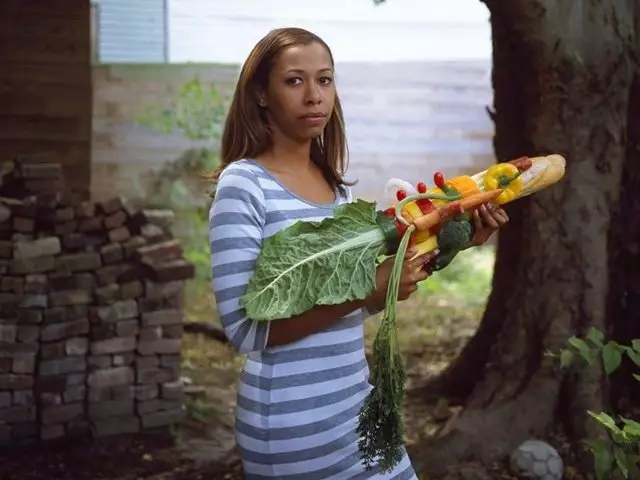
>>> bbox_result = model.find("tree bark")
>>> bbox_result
[410,0,637,476]
[609,1,640,409]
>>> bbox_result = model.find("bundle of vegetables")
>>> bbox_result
[239,154,566,471]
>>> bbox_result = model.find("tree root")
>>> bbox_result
[408,374,561,478]
[183,321,229,344]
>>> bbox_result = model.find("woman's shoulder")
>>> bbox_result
[217,159,262,184]
[212,160,266,211]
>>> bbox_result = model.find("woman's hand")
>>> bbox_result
[367,249,437,312]
[471,203,510,246]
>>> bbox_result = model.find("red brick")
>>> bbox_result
[0,204,10,224]
[134,240,183,265]
[75,201,95,218]
[53,220,77,236]
[108,226,130,243]
[13,217,34,233]
[55,253,101,273]
[13,237,61,259]
[78,216,103,233]
[104,210,127,230]
[9,255,55,274]
[99,197,125,215]
[148,259,195,282]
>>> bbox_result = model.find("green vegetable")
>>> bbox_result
[430,217,474,271]
[357,224,414,472]
[239,200,399,321]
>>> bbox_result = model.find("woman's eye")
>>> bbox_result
[286,77,302,85]
[319,77,333,86]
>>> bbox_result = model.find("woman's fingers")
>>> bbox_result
[479,204,499,229]
[473,209,483,231]
[493,207,509,224]
[407,250,437,271]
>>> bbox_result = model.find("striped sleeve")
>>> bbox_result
[208,166,270,353]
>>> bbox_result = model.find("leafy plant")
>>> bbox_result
[240,199,396,320]
[553,328,640,479]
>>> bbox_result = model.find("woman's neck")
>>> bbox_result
[261,130,313,173]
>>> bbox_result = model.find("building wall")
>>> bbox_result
[167,0,492,63]
[93,0,168,63]
[91,61,496,206]
[0,0,93,199]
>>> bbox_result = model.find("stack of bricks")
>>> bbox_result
[0,154,195,444]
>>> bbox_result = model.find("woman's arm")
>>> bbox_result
[265,299,369,347]
[209,166,272,354]
[210,167,432,352]
[264,249,434,348]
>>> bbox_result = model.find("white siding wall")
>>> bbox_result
[94,0,167,63]
[167,0,492,63]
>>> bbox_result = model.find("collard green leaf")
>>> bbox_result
[240,200,387,321]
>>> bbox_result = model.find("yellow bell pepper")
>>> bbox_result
[390,199,438,261]
[484,163,523,205]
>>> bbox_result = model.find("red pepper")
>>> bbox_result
[396,189,407,201]
[441,202,464,218]
[383,207,395,217]
[414,181,434,213]
[417,200,434,214]
[394,218,409,237]
[433,172,446,189]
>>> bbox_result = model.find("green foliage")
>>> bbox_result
[240,200,388,321]
[419,245,494,307]
[136,75,226,142]
[554,328,640,479]
[135,75,228,282]
[357,225,414,472]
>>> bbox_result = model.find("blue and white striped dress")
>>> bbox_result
[209,159,417,479]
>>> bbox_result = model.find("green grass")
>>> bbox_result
[419,245,495,307]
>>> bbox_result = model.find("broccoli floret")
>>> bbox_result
[437,218,473,252]
[431,218,474,271]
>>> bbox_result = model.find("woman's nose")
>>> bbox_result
[305,84,322,104]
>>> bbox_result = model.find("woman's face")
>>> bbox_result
[262,42,336,143]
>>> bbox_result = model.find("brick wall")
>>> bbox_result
[91,61,497,206]
[0,0,93,200]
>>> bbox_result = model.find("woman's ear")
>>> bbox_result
[256,89,267,108]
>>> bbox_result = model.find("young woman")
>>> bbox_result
[208,27,509,479]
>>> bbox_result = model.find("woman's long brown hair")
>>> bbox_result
[206,27,353,195]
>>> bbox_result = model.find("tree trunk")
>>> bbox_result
[610,3,640,410]
[410,0,638,476]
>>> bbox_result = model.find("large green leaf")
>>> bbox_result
[240,200,387,321]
